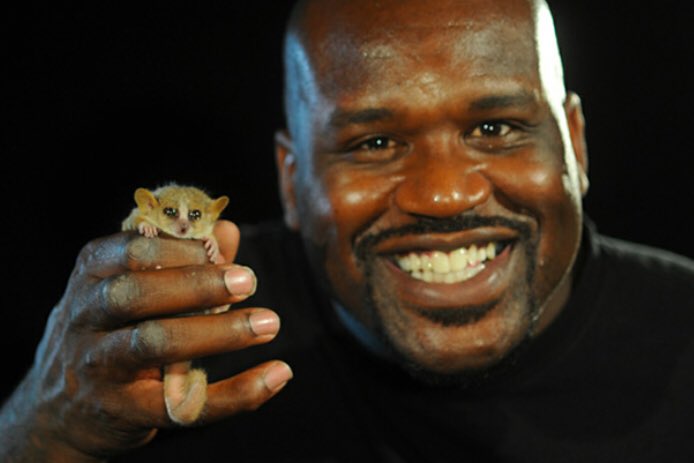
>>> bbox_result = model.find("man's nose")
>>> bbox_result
[393,150,492,218]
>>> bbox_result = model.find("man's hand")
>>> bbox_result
[0,220,292,462]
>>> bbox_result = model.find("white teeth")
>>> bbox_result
[468,244,479,266]
[411,254,421,271]
[450,248,468,271]
[478,245,487,262]
[399,255,414,271]
[431,251,450,273]
[487,242,496,260]
[421,254,433,271]
[395,242,502,284]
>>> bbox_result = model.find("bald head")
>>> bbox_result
[282,0,566,148]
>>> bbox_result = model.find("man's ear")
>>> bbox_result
[564,92,589,196]
[275,130,300,230]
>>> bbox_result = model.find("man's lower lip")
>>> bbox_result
[381,244,515,310]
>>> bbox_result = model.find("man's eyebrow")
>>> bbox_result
[469,93,538,111]
[328,107,394,128]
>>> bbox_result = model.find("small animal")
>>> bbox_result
[122,183,229,425]
[122,183,230,263]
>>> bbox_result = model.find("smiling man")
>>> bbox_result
[276,0,588,380]
[2,0,693,462]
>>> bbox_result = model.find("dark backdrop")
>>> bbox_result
[3,1,692,399]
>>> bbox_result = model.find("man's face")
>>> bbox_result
[278,0,588,375]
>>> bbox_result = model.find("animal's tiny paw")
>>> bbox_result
[138,222,159,238]
[202,236,221,263]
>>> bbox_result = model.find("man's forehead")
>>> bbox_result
[291,0,541,97]
[294,0,536,36]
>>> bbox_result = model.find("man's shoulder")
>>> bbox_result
[573,226,694,349]
[596,232,693,273]
[591,230,694,292]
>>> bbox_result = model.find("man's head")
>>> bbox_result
[276,0,588,379]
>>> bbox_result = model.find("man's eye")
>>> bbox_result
[464,121,530,152]
[342,135,404,163]
[469,122,512,138]
[358,136,395,150]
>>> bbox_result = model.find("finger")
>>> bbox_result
[93,308,280,369]
[201,361,293,423]
[214,220,240,264]
[78,232,216,278]
[119,360,292,428]
[119,378,170,428]
[83,264,257,326]
[211,252,224,265]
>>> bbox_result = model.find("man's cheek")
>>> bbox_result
[323,168,397,238]
[296,171,335,247]
[488,155,582,287]
[487,154,571,212]
[321,169,396,305]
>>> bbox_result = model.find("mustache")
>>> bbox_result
[355,215,532,261]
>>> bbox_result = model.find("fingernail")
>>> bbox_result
[224,266,256,296]
[249,310,280,336]
[263,362,293,392]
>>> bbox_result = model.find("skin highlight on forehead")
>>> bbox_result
[284,0,565,138]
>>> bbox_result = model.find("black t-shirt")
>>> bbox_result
[116,221,694,462]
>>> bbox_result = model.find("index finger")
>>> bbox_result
[78,220,241,278]
[85,263,255,326]
[214,220,240,263]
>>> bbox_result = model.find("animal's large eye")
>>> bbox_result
[188,210,202,221]
[163,207,178,218]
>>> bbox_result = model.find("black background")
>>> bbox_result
[3,1,693,399]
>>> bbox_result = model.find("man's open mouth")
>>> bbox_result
[393,241,512,284]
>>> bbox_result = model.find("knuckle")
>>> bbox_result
[129,320,168,362]
[227,312,254,341]
[77,238,98,261]
[79,392,123,427]
[125,235,159,270]
[181,267,225,307]
[100,273,140,321]
[82,349,100,370]
[75,238,100,273]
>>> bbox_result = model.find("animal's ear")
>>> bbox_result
[134,188,158,211]
[209,195,229,218]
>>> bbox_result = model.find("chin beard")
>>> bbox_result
[364,279,538,389]
[354,214,540,389]
[388,335,534,389]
